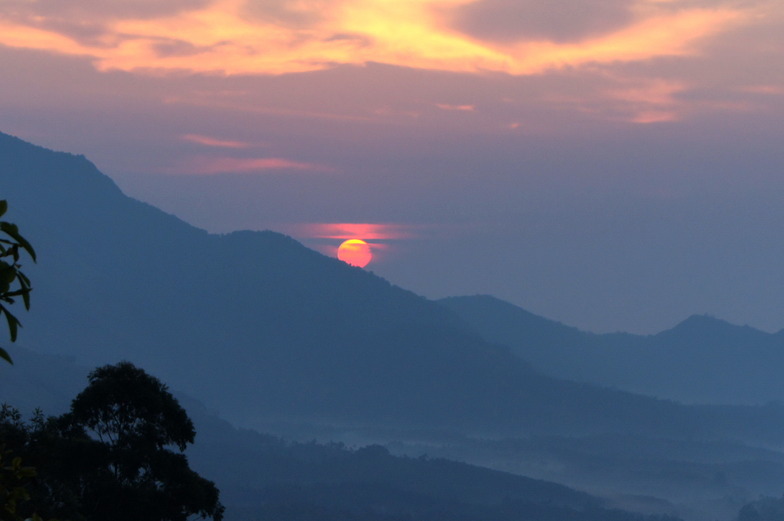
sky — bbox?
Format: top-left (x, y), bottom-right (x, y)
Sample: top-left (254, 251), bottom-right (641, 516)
top-left (1, 0), bottom-right (784, 334)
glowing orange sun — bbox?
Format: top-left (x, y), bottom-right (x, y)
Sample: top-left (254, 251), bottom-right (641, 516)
top-left (337, 239), bottom-right (372, 267)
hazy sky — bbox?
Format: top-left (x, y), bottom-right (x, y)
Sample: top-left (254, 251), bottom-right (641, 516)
top-left (2, 0), bottom-right (783, 333)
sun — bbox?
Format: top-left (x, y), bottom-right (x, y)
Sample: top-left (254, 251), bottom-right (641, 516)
top-left (337, 239), bottom-right (373, 268)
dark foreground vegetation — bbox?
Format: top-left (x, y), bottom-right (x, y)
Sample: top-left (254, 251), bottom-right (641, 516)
top-left (1, 362), bottom-right (223, 521)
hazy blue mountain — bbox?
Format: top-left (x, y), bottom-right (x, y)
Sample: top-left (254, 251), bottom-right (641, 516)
top-left (4, 346), bottom-right (778, 521)
top-left (2, 130), bottom-right (784, 443)
top-left (7, 131), bottom-right (784, 521)
top-left (0, 347), bottom-right (680, 521)
top-left (439, 295), bottom-right (784, 404)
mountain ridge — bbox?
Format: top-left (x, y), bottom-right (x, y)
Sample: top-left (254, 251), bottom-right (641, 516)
top-left (7, 130), bottom-right (784, 521)
top-left (3, 130), bottom-right (784, 441)
top-left (440, 295), bottom-right (784, 404)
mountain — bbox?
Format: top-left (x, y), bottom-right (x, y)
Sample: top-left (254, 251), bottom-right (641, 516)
top-left (8, 346), bottom-right (782, 521)
top-left (2, 130), bottom-right (784, 443)
top-left (7, 131), bottom-right (784, 521)
top-left (0, 347), bottom-right (681, 521)
top-left (440, 295), bottom-right (784, 404)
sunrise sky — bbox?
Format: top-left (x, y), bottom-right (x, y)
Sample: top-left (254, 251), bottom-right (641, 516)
top-left (2, 0), bottom-right (783, 333)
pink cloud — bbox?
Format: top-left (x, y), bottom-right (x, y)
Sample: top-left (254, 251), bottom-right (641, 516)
top-left (181, 134), bottom-right (252, 148)
top-left (740, 85), bottom-right (784, 95)
top-left (436, 103), bottom-right (476, 112)
top-left (629, 110), bottom-right (680, 124)
top-left (281, 222), bottom-right (420, 240)
top-left (164, 156), bottom-right (335, 175)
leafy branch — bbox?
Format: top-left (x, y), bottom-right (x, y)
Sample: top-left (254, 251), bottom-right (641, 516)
top-left (0, 200), bottom-right (36, 364)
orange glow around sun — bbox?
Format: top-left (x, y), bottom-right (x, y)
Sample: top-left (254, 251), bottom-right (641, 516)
top-left (337, 239), bottom-right (373, 268)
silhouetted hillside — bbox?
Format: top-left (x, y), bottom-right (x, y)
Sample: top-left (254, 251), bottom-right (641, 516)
top-left (0, 348), bottom-right (679, 521)
top-left (3, 130), bottom-right (784, 442)
top-left (7, 347), bottom-right (781, 521)
top-left (440, 295), bottom-right (784, 404)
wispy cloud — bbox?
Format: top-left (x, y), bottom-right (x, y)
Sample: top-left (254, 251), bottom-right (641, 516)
top-left (501, 8), bottom-right (746, 74)
top-left (436, 103), bottom-right (476, 112)
top-left (164, 155), bottom-right (335, 175)
top-left (283, 222), bottom-right (420, 240)
top-left (181, 134), bottom-right (252, 148)
top-left (629, 110), bottom-right (680, 124)
top-left (739, 85), bottom-right (784, 95)
top-left (607, 78), bottom-right (687, 123)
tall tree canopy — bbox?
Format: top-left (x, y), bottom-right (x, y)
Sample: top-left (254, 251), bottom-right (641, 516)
top-left (70, 362), bottom-right (195, 453)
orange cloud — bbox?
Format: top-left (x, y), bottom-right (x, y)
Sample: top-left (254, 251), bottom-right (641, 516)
top-left (0, 0), bottom-right (755, 76)
top-left (0, 20), bottom-right (93, 55)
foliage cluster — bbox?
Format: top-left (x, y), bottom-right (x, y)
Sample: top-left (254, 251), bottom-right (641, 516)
top-left (0, 363), bottom-right (223, 521)
top-left (0, 200), bottom-right (36, 364)
top-left (0, 444), bottom-right (41, 521)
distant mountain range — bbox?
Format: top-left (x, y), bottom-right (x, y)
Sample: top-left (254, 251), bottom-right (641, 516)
top-left (4, 130), bottom-right (784, 521)
top-left (3, 130), bottom-right (784, 442)
top-left (440, 295), bottom-right (784, 404)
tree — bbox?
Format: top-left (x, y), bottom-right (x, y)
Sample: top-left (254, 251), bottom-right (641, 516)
top-left (63, 362), bottom-right (224, 521)
top-left (0, 406), bottom-right (47, 521)
top-left (0, 447), bottom-right (38, 521)
top-left (69, 362), bottom-right (195, 455)
top-left (0, 200), bottom-right (36, 364)
top-left (0, 363), bottom-right (224, 521)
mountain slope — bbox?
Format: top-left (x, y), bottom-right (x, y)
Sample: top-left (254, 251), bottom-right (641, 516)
top-left (440, 295), bottom-right (784, 404)
top-left (3, 130), bottom-right (784, 442)
top-left (0, 347), bottom-right (681, 521)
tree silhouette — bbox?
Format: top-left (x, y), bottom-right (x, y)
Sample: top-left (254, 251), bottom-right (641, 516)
top-left (1, 363), bottom-right (224, 521)
top-left (63, 362), bottom-right (224, 521)
top-left (70, 362), bottom-right (195, 454)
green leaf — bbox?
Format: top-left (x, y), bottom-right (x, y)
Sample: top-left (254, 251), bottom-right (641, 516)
top-left (18, 236), bottom-right (36, 262)
top-left (0, 221), bottom-right (19, 237)
top-left (0, 345), bottom-right (12, 364)
top-left (17, 272), bottom-right (31, 289)
top-left (4, 310), bottom-right (20, 341)
top-left (0, 200), bottom-right (7, 218)
top-left (22, 287), bottom-right (31, 310)
top-left (3, 289), bottom-right (28, 298)
top-left (0, 266), bottom-right (13, 293)
top-left (0, 222), bottom-right (36, 262)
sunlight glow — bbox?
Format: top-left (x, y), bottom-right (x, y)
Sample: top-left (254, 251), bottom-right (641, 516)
top-left (289, 223), bottom-right (417, 240)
